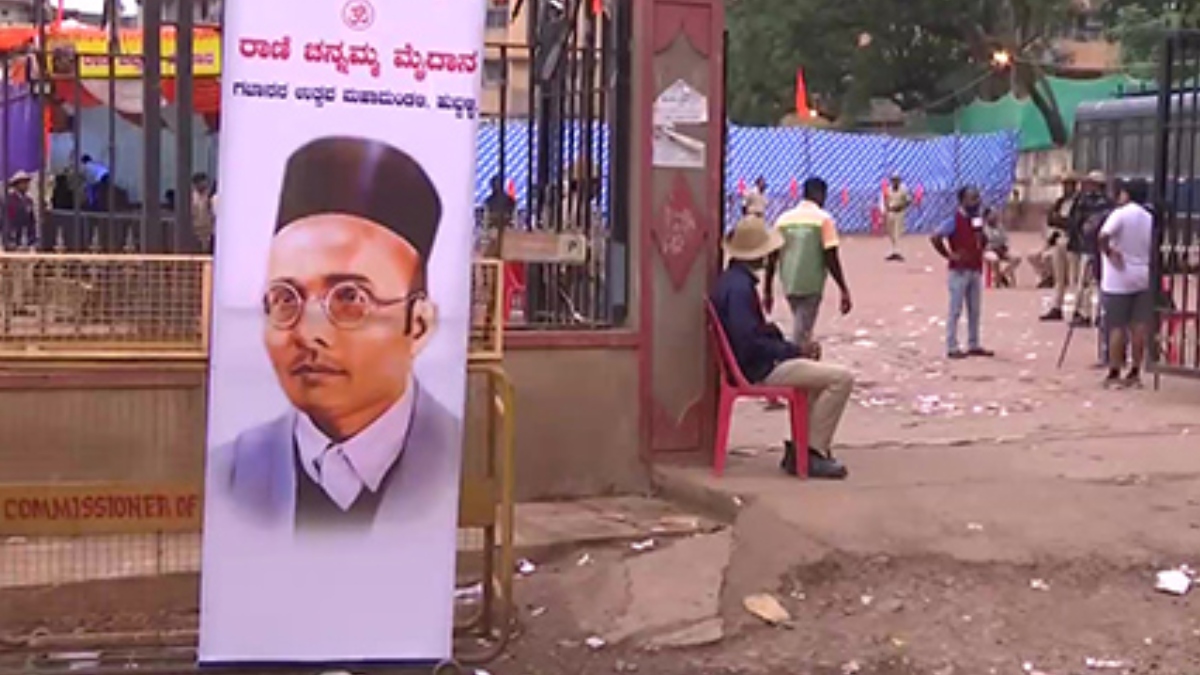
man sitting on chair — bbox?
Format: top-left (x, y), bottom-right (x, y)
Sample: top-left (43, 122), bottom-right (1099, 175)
top-left (710, 215), bottom-right (853, 480)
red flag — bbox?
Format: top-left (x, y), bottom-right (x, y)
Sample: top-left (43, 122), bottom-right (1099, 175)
top-left (56, 0), bottom-right (65, 28)
top-left (593, 0), bottom-right (603, 14)
top-left (841, 188), bottom-right (849, 206)
top-left (789, 177), bottom-right (798, 200)
top-left (506, 179), bottom-right (516, 198)
top-left (794, 67), bottom-right (811, 118)
top-left (915, 185), bottom-right (925, 205)
top-left (737, 178), bottom-right (746, 195)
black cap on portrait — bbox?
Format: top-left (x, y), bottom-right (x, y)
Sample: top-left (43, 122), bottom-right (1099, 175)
top-left (275, 136), bottom-right (442, 262)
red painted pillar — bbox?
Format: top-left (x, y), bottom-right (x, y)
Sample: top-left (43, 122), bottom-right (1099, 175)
top-left (634, 0), bottom-right (726, 457)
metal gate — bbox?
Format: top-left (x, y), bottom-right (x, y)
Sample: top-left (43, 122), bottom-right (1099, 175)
top-left (481, 0), bottom-right (632, 328)
top-left (1152, 31), bottom-right (1200, 378)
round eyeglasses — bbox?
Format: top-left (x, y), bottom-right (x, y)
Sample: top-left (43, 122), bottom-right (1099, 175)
top-left (263, 280), bottom-right (424, 330)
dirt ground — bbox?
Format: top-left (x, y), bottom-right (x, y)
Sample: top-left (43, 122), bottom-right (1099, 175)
top-left (482, 233), bottom-right (1200, 675)
top-left (488, 545), bottom-right (1200, 675)
top-left (5, 234), bottom-right (1200, 675)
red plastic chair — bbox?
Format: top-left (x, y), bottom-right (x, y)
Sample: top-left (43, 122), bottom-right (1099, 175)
top-left (705, 301), bottom-right (809, 478)
top-left (502, 262), bottom-right (527, 320)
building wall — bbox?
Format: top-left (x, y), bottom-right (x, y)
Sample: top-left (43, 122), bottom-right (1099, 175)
top-left (138, 0), bottom-right (222, 26)
top-left (0, 348), bottom-right (647, 502)
top-left (479, 1), bottom-right (605, 119)
top-left (467, 345), bottom-right (646, 501)
top-left (0, 0), bottom-right (35, 25)
top-left (1053, 38), bottom-right (1119, 72)
top-left (481, 2), bottom-right (532, 117)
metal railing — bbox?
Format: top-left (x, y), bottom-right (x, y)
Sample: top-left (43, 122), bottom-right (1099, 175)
top-left (0, 252), bottom-right (210, 359)
top-left (0, 257), bottom-right (518, 670)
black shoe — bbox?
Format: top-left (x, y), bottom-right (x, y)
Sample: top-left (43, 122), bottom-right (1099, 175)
top-left (1037, 278), bottom-right (1054, 289)
top-left (1103, 371), bottom-right (1122, 389)
top-left (809, 451), bottom-right (849, 480)
top-left (1040, 308), bottom-right (1064, 322)
top-left (781, 441), bottom-right (798, 476)
top-left (1123, 370), bottom-right (1144, 389)
top-left (1071, 314), bottom-right (1093, 328)
top-left (886, 253), bottom-right (904, 262)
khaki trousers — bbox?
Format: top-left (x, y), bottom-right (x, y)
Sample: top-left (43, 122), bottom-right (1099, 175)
top-left (763, 358), bottom-right (854, 454)
top-left (886, 213), bottom-right (905, 250)
top-left (1050, 239), bottom-right (1080, 311)
top-left (1076, 253), bottom-right (1097, 319)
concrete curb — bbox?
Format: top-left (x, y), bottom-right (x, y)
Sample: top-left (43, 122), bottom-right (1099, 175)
top-left (649, 465), bottom-right (748, 525)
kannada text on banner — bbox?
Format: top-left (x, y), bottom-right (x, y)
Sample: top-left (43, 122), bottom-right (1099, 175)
top-left (47, 30), bottom-right (223, 79)
top-left (0, 484), bottom-right (201, 536)
top-left (228, 37), bottom-right (478, 118)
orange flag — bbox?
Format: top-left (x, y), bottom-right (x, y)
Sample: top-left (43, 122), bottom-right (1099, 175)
top-left (794, 67), bottom-right (810, 118)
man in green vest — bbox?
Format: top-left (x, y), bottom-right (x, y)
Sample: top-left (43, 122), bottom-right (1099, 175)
top-left (765, 177), bottom-right (853, 345)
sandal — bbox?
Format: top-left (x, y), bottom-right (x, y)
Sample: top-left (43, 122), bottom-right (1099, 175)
top-left (968, 348), bottom-right (995, 357)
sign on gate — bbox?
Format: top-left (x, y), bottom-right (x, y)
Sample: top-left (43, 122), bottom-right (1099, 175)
top-left (199, 0), bottom-right (483, 665)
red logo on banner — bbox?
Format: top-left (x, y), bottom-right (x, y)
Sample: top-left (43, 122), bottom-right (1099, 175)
top-left (343, 0), bottom-right (375, 30)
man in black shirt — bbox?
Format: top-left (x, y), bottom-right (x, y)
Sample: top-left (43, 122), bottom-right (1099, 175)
top-left (1068, 171), bottom-right (1114, 327)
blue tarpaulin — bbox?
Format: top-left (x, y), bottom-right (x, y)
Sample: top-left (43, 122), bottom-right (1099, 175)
top-left (471, 123), bottom-right (1019, 235)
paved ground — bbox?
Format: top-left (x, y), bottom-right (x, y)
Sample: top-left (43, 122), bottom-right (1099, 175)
top-left (485, 234), bottom-right (1200, 675)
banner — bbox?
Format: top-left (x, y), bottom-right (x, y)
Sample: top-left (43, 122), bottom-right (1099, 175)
top-left (46, 29), bottom-right (222, 79)
top-left (199, 0), bottom-right (482, 665)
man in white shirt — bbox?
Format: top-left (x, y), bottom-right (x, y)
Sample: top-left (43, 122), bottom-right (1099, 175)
top-left (1098, 178), bottom-right (1154, 389)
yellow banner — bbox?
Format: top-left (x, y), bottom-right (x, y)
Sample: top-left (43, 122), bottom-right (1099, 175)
top-left (46, 31), bottom-right (222, 79)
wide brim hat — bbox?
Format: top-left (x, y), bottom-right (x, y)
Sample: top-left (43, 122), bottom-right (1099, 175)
top-left (724, 216), bottom-right (784, 261)
top-left (8, 170), bottom-right (32, 186)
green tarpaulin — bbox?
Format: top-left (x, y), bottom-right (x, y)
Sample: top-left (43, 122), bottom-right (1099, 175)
top-left (927, 75), bottom-right (1148, 151)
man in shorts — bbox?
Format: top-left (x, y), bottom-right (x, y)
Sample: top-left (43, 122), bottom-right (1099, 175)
top-left (1098, 178), bottom-right (1154, 389)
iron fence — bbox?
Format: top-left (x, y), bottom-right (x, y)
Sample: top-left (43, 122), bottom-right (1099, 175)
top-left (0, 0), bottom-right (209, 257)
top-left (477, 0), bottom-right (632, 329)
top-left (1152, 32), bottom-right (1200, 378)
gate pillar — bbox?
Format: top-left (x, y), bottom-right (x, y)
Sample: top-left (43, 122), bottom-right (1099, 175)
top-left (632, 0), bottom-right (725, 455)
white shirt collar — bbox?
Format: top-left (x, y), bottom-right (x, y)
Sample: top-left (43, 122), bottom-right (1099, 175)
top-left (294, 379), bottom-right (417, 499)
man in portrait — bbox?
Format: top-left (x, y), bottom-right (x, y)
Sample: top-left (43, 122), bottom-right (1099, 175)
top-left (210, 136), bottom-right (459, 532)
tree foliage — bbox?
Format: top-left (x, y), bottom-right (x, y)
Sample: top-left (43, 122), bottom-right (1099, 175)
top-left (726, 0), bottom-right (1076, 144)
top-left (1106, 1), bottom-right (1200, 80)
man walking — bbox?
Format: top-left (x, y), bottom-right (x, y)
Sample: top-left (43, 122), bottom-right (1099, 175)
top-left (763, 177), bottom-right (852, 345)
top-left (1098, 179), bottom-right (1154, 389)
top-left (711, 216), bottom-right (852, 480)
top-left (932, 186), bottom-right (995, 360)
top-left (884, 175), bottom-right (912, 262)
